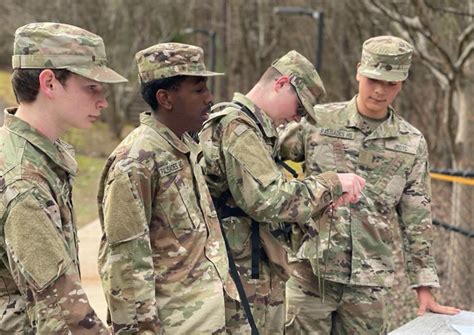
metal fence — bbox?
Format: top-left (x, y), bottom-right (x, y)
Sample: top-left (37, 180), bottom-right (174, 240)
top-left (387, 170), bottom-right (474, 330)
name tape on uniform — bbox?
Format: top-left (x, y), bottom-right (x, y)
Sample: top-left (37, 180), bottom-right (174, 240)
top-left (159, 160), bottom-right (184, 177)
top-left (320, 128), bottom-right (355, 140)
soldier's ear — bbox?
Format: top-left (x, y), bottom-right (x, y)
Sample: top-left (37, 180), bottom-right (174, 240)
top-left (38, 69), bottom-right (57, 99)
top-left (156, 89), bottom-right (173, 111)
top-left (274, 75), bottom-right (290, 92)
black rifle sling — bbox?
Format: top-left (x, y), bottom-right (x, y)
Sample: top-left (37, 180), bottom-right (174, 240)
top-left (213, 193), bottom-right (260, 335)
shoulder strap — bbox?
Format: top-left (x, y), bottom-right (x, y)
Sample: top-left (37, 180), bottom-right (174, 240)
top-left (215, 102), bottom-right (299, 179)
top-left (213, 194), bottom-right (260, 335)
top-left (211, 101), bottom-right (242, 112)
top-left (232, 102), bottom-right (299, 178)
top-left (222, 224), bottom-right (260, 335)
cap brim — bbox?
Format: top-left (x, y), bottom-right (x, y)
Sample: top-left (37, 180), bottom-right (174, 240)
top-left (295, 86), bottom-right (319, 121)
top-left (358, 66), bottom-right (407, 82)
top-left (300, 94), bottom-right (316, 120)
top-left (178, 71), bottom-right (224, 77)
top-left (70, 66), bottom-right (128, 83)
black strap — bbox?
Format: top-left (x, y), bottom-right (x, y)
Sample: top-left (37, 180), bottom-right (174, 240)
top-left (271, 222), bottom-right (293, 244)
top-left (215, 209), bottom-right (260, 334)
top-left (274, 157), bottom-right (299, 179)
top-left (250, 221), bottom-right (260, 279)
top-left (234, 101), bottom-right (265, 137)
top-left (213, 193), bottom-right (264, 279)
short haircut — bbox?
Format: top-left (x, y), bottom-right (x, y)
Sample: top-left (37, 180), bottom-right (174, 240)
top-left (11, 69), bottom-right (72, 103)
top-left (140, 75), bottom-right (187, 112)
top-left (140, 75), bottom-right (204, 112)
top-left (258, 66), bottom-right (283, 84)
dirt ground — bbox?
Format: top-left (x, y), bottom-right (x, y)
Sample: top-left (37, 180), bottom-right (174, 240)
top-left (78, 219), bottom-right (108, 322)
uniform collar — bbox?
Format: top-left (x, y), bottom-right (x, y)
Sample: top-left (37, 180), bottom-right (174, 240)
top-left (345, 96), bottom-right (400, 139)
top-left (233, 93), bottom-right (278, 139)
top-left (139, 111), bottom-right (190, 154)
top-left (3, 108), bottom-right (77, 175)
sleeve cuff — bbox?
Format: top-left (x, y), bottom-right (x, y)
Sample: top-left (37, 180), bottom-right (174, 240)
top-left (408, 268), bottom-right (440, 288)
top-left (314, 171), bottom-right (343, 199)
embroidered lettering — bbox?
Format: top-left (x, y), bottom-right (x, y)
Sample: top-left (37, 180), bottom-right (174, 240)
top-left (158, 160), bottom-right (184, 177)
top-left (320, 128), bottom-right (355, 140)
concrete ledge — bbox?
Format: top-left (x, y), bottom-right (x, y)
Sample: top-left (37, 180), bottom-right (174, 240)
top-left (389, 311), bottom-right (474, 335)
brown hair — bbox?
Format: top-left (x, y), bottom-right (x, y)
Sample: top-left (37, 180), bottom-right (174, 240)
top-left (11, 69), bottom-right (72, 103)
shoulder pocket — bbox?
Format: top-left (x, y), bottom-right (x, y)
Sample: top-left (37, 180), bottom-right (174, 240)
top-left (5, 194), bottom-right (71, 291)
top-left (228, 129), bottom-right (280, 188)
top-left (103, 173), bottom-right (148, 245)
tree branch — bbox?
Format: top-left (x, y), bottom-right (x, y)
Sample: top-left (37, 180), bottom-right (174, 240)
top-left (455, 41), bottom-right (474, 71)
top-left (366, 0), bottom-right (454, 70)
top-left (423, 0), bottom-right (474, 18)
top-left (457, 22), bottom-right (474, 60)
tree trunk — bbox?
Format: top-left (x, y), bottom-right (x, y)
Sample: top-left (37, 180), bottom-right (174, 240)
top-left (448, 70), bottom-right (474, 310)
top-left (104, 86), bottom-right (124, 140)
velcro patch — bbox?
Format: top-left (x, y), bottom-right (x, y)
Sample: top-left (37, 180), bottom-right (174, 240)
top-left (233, 124), bottom-right (248, 136)
top-left (158, 160), bottom-right (184, 177)
top-left (104, 173), bottom-right (148, 245)
top-left (320, 128), bottom-right (355, 140)
top-left (4, 194), bottom-right (70, 291)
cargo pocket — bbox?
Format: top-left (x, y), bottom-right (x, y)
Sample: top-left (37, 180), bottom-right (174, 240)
top-left (157, 174), bottom-right (200, 240)
top-left (222, 217), bottom-right (252, 258)
top-left (284, 303), bottom-right (302, 335)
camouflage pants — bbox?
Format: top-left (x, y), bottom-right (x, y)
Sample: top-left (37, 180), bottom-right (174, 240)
top-left (0, 292), bottom-right (31, 334)
top-left (224, 273), bottom-right (286, 335)
top-left (285, 273), bottom-right (388, 335)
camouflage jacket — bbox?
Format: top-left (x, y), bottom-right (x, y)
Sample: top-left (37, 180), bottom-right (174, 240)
top-left (98, 112), bottom-right (237, 334)
top-left (199, 93), bottom-right (343, 297)
top-left (279, 97), bottom-right (440, 288)
top-left (0, 109), bottom-right (108, 334)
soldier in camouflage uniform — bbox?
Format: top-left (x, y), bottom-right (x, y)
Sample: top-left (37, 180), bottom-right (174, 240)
top-left (199, 51), bottom-right (365, 334)
top-left (0, 22), bottom-right (126, 333)
top-left (280, 36), bottom-right (460, 334)
top-left (97, 43), bottom-right (238, 334)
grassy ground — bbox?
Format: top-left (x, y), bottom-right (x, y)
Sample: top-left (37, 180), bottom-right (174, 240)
top-left (74, 154), bottom-right (106, 228)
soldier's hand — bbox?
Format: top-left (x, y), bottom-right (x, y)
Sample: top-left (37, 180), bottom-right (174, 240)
top-left (415, 286), bottom-right (461, 316)
top-left (336, 173), bottom-right (365, 206)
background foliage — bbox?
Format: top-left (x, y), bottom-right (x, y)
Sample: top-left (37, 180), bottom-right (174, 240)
top-left (0, 0), bottom-right (472, 330)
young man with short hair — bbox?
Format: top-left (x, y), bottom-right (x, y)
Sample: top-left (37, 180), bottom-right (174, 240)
top-left (0, 22), bottom-right (127, 333)
top-left (98, 43), bottom-right (237, 334)
top-left (280, 35), bottom-right (460, 334)
top-left (199, 50), bottom-right (365, 334)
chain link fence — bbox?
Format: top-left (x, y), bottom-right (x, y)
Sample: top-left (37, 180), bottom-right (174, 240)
top-left (387, 171), bottom-right (474, 330)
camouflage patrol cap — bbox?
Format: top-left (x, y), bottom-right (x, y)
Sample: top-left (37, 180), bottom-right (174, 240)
top-left (12, 22), bottom-right (127, 83)
top-left (135, 42), bottom-right (223, 83)
top-left (358, 35), bottom-right (413, 82)
top-left (271, 50), bottom-right (326, 121)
